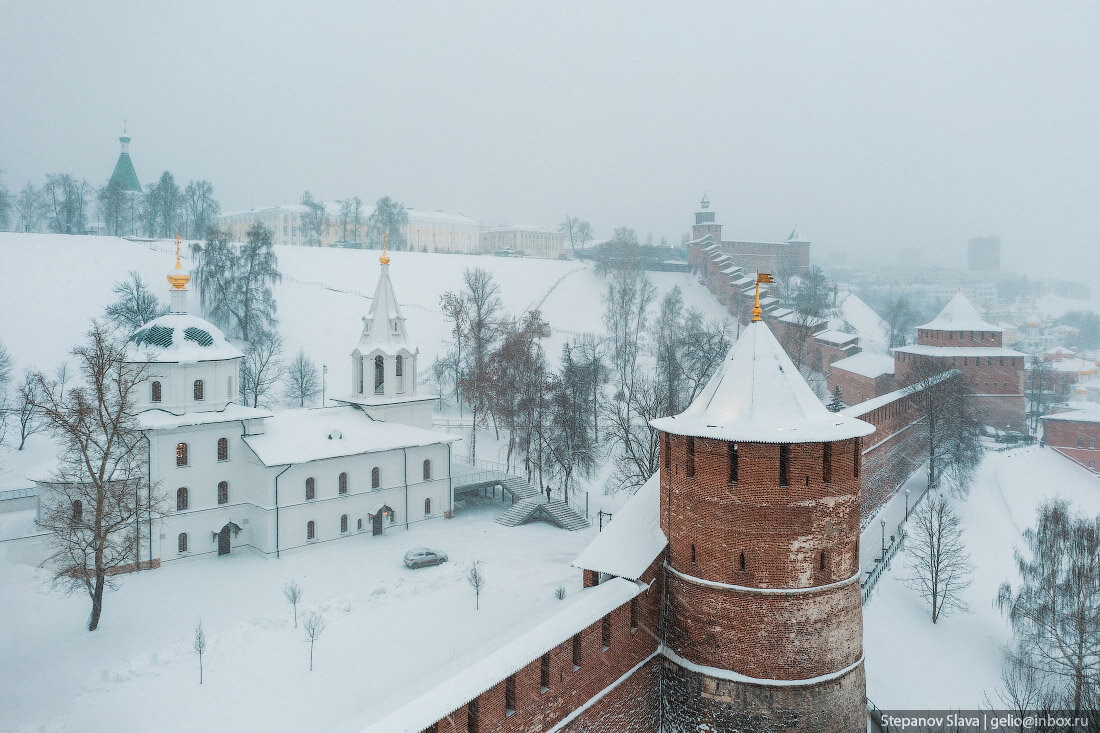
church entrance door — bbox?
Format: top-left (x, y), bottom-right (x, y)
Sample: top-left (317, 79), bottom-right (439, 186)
top-left (372, 512), bottom-right (383, 536)
top-left (218, 525), bottom-right (231, 555)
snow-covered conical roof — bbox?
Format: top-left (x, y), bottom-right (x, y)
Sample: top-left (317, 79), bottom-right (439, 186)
top-left (650, 320), bottom-right (874, 443)
top-left (918, 291), bottom-right (1002, 332)
top-left (356, 260), bottom-right (414, 355)
top-left (786, 226), bottom-right (809, 243)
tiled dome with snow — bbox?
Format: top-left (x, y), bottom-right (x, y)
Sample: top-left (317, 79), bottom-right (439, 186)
top-left (650, 320), bottom-right (875, 443)
top-left (126, 313), bottom-right (243, 363)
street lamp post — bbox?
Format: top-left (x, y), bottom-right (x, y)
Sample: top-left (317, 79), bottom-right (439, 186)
top-left (905, 488), bottom-right (910, 522)
top-left (322, 364), bottom-right (328, 406)
top-left (880, 519), bottom-right (886, 561)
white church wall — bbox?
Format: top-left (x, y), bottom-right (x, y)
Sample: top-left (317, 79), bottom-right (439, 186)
top-left (135, 358), bottom-right (239, 415)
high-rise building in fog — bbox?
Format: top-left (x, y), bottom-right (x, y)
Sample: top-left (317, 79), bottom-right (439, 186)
top-left (968, 234), bottom-right (1001, 272)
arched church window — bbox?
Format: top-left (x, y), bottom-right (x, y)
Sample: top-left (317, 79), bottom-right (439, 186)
top-left (358, 358), bottom-right (364, 394)
top-left (151, 381), bottom-right (162, 402)
top-left (424, 498), bottom-right (431, 515)
top-left (307, 521), bottom-right (315, 540)
top-left (218, 481), bottom-right (228, 505)
top-left (338, 472), bottom-right (348, 494)
top-left (374, 355), bottom-right (384, 395)
top-left (178, 533), bottom-right (188, 553)
top-left (176, 442), bottom-right (188, 466)
top-left (371, 467), bottom-right (380, 489)
top-left (177, 487), bottom-right (189, 511)
top-left (396, 355), bottom-right (403, 377)
top-left (423, 459), bottom-right (431, 481)
top-left (306, 478), bottom-right (315, 500)
top-left (217, 438), bottom-right (229, 461)
top-left (71, 500), bottom-right (82, 524)
top-left (194, 380), bottom-right (204, 401)
top-left (340, 514), bottom-right (348, 533)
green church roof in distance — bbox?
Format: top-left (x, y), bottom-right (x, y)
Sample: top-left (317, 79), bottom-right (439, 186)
top-left (108, 135), bottom-right (142, 193)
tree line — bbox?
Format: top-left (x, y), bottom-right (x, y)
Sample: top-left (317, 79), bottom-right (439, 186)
top-left (0, 168), bottom-right (220, 239)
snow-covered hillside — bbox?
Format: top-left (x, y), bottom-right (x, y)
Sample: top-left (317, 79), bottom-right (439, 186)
top-left (0, 233), bottom-right (728, 397)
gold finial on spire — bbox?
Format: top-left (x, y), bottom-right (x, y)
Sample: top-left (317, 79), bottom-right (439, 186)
top-left (752, 273), bottom-right (774, 322)
top-left (167, 233), bottom-right (191, 290)
top-left (379, 230), bottom-right (390, 265)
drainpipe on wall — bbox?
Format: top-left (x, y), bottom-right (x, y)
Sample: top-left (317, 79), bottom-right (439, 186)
top-left (273, 464), bottom-right (292, 558)
top-left (401, 447), bottom-right (409, 530)
top-left (141, 432), bottom-right (153, 571)
top-left (447, 442), bottom-right (453, 517)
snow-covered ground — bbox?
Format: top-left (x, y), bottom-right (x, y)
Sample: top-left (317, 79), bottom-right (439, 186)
top-left (863, 445), bottom-right (1100, 708)
top-left (0, 495), bottom-right (597, 733)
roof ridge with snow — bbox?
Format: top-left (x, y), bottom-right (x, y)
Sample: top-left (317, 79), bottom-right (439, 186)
top-left (918, 291), bottom-right (1002, 332)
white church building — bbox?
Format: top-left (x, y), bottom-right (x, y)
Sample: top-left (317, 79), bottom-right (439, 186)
top-left (53, 246), bottom-right (459, 566)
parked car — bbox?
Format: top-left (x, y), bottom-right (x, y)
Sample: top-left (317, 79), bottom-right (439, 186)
top-left (404, 547), bottom-right (448, 569)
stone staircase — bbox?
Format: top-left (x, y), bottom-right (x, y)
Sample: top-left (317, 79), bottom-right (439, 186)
top-left (494, 477), bottom-right (590, 531)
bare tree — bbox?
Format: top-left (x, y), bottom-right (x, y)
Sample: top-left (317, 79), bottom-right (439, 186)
top-left (105, 271), bottom-right (168, 334)
top-left (300, 191), bottom-right (327, 247)
top-left (467, 560), bottom-right (486, 610)
top-left (0, 339), bottom-right (11, 393)
top-left (439, 290), bottom-right (468, 413)
top-left (457, 269), bottom-right (502, 462)
top-left (558, 215), bottom-right (592, 256)
top-left (604, 375), bottom-right (664, 494)
top-left (15, 370), bottom-right (46, 450)
top-left (43, 174), bottom-right (91, 234)
top-left (240, 332), bottom-right (284, 408)
top-left (31, 323), bottom-right (161, 631)
top-left (882, 294), bottom-right (919, 349)
top-left (183, 180), bottom-right (220, 240)
top-left (303, 611), bottom-right (326, 671)
top-left (1025, 358), bottom-right (1058, 435)
top-left (983, 652), bottom-right (1055, 729)
top-left (14, 182), bottom-right (44, 233)
top-left (283, 580), bottom-right (303, 628)
top-left (193, 618), bottom-right (207, 684)
top-left (0, 169), bottom-right (11, 231)
top-left (282, 349), bottom-right (320, 407)
top-left (904, 362), bottom-right (984, 493)
top-left (679, 309), bottom-right (730, 407)
top-left (190, 224), bottom-right (281, 343)
top-left (997, 500), bottom-right (1100, 715)
top-left (904, 492), bottom-right (972, 623)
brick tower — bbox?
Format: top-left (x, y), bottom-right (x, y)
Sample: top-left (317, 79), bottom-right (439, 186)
top-left (650, 281), bottom-right (875, 732)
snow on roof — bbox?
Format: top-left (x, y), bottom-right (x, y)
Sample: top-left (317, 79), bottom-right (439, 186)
top-left (830, 352), bottom-right (895, 379)
top-left (918, 292), bottom-right (1002, 333)
top-left (1041, 404), bottom-right (1100, 424)
top-left (358, 577), bottom-right (645, 733)
top-left (355, 260), bottom-right (414, 356)
top-left (786, 226), bottom-right (810, 243)
top-left (650, 321), bottom-right (874, 443)
top-left (125, 313), bottom-right (243, 364)
top-left (893, 344), bottom-right (1024, 358)
top-left (1046, 346), bottom-right (1076, 355)
top-left (242, 406), bottom-right (457, 466)
top-left (405, 209), bottom-right (478, 225)
top-left (138, 403), bottom-right (272, 430)
top-left (814, 329), bottom-right (858, 345)
top-left (572, 474), bottom-right (666, 580)
top-left (778, 311), bottom-right (828, 329)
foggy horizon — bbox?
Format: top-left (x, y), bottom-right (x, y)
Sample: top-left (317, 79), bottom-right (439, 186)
top-left (2, 1), bottom-right (1098, 279)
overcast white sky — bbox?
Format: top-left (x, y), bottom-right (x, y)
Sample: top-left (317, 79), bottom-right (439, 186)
top-left (1, 1), bottom-right (1097, 277)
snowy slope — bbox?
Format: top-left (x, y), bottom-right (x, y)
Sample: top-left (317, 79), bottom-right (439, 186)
top-left (830, 291), bottom-right (890, 355)
top-left (0, 234), bottom-right (728, 398)
top-left (863, 446), bottom-right (1100, 708)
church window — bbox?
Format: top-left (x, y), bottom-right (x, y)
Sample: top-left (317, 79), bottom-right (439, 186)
top-left (424, 498), bottom-right (432, 515)
top-left (307, 520), bottom-right (315, 540)
top-left (779, 444), bottom-right (790, 487)
top-left (395, 355), bottom-right (403, 377)
top-left (686, 437), bottom-right (695, 478)
top-left (306, 478), bottom-right (315, 500)
top-left (371, 467), bottom-right (380, 489)
top-left (601, 615), bottom-right (611, 651)
top-left (218, 481), bottom-right (228, 505)
top-left (71, 500), bottom-right (82, 524)
top-left (729, 442), bottom-right (739, 483)
top-left (151, 381), bottom-right (162, 402)
top-left (178, 533), bottom-right (188, 553)
top-left (177, 487), bottom-right (189, 511)
top-left (823, 442), bottom-right (832, 484)
top-left (540, 653), bottom-right (550, 692)
top-left (374, 355), bottom-right (384, 395)
top-left (217, 438), bottom-right (229, 461)
top-left (423, 459), bottom-right (432, 480)
top-left (357, 358), bottom-right (364, 394)
top-left (357, 518), bottom-right (363, 531)
top-left (1079, 437), bottom-right (1086, 449)
top-left (339, 472), bottom-right (348, 494)
top-left (194, 379), bottom-right (204, 401)
top-left (176, 442), bottom-right (188, 466)
top-left (340, 514), bottom-right (348, 533)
